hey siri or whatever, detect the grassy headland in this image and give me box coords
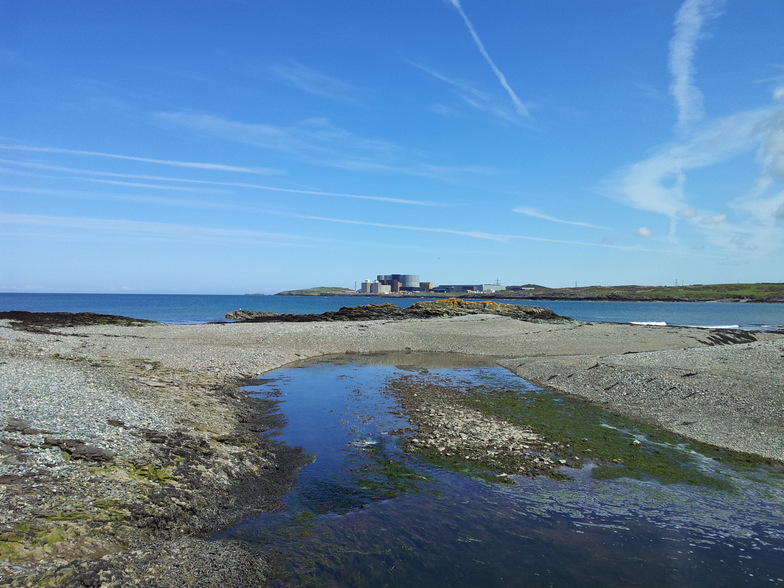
[273,283,784,302]
[275,286,355,296]
[475,282,784,302]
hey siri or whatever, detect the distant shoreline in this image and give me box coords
[273,290,784,304]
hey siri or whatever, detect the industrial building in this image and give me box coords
[431,284,507,293]
[360,274,423,294]
[377,274,420,291]
[358,273,507,295]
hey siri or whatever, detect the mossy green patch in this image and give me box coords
[352,448,430,497]
[0,539,23,559]
[460,386,765,489]
[0,523,75,561]
[127,463,173,484]
[33,570,75,587]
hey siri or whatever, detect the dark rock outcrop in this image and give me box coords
[0,311,158,333]
[227,299,570,323]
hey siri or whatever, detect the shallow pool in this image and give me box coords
[212,353,784,587]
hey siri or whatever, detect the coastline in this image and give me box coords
[2,316,783,585]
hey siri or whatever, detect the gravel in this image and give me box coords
[2,316,783,585]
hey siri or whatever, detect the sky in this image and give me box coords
[1,0,783,294]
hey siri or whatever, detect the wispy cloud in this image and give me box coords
[668,0,724,132]
[270,61,360,103]
[154,111,495,181]
[603,0,783,257]
[275,210,679,254]
[1,188,688,256]
[0,144,280,175]
[447,0,529,118]
[605,106,783,253]
[411,63,523,125]
[0,158,441,206]
[0,213,319,247]
[513,207,609,230]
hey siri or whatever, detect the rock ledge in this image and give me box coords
[227,298,570,323]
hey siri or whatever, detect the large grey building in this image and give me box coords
[377,274,420,290]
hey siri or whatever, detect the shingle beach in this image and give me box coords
[2,314,783,586]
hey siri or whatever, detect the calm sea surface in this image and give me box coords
[0,293,782,330]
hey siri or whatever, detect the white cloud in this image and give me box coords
[513,207,609,229]
[699,213,726,225]
[446,0,529,119]
[605,105,784,255]
[668,0,724,132]
[636,227,653,237]
[603,0,783,258]
[676,207,697,219]
[759,109,784,179]
[608,107,777,215]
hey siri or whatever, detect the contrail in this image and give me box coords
[448,0,530,118]
[668,0,724,132]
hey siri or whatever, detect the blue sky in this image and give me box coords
[1,0,782,294]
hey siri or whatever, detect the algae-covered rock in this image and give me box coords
[226,299,570,323]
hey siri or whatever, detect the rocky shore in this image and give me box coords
[2,305,783,586]
[226,298,569,323]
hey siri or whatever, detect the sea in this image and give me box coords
[1,292,783,331]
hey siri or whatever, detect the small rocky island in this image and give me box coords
[226,298,570,323]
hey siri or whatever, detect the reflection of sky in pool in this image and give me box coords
[212,355,784,587]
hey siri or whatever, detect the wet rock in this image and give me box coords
[41,438,115,462]
[227,299,570,324]
[0,311,158,333]
[386,372,565,479]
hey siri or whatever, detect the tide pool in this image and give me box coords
[213,355,784,587]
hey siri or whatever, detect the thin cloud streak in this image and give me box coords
[4,184,643,252]
[76,178,229,193]
[513,207,610,230]
[0,144,280,175]
[0,158,440,206]
[411,62,523,125]
[155,111,494,182]
[447,0,529,118]
[0,213,319,247]
[275,210,676,254]
[668,0,723,132]
[270,61,359,103]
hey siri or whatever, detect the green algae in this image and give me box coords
[127,463,173,484]
[0,523,75,561]
[351,444,431,498]
[460,384,781,489]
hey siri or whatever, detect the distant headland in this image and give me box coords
[271,283,784,303]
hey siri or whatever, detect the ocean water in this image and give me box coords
[0,292,782,330]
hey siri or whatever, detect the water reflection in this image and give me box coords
[213,353,784,587]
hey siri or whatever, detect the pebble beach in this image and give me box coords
[2,314,783,586]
